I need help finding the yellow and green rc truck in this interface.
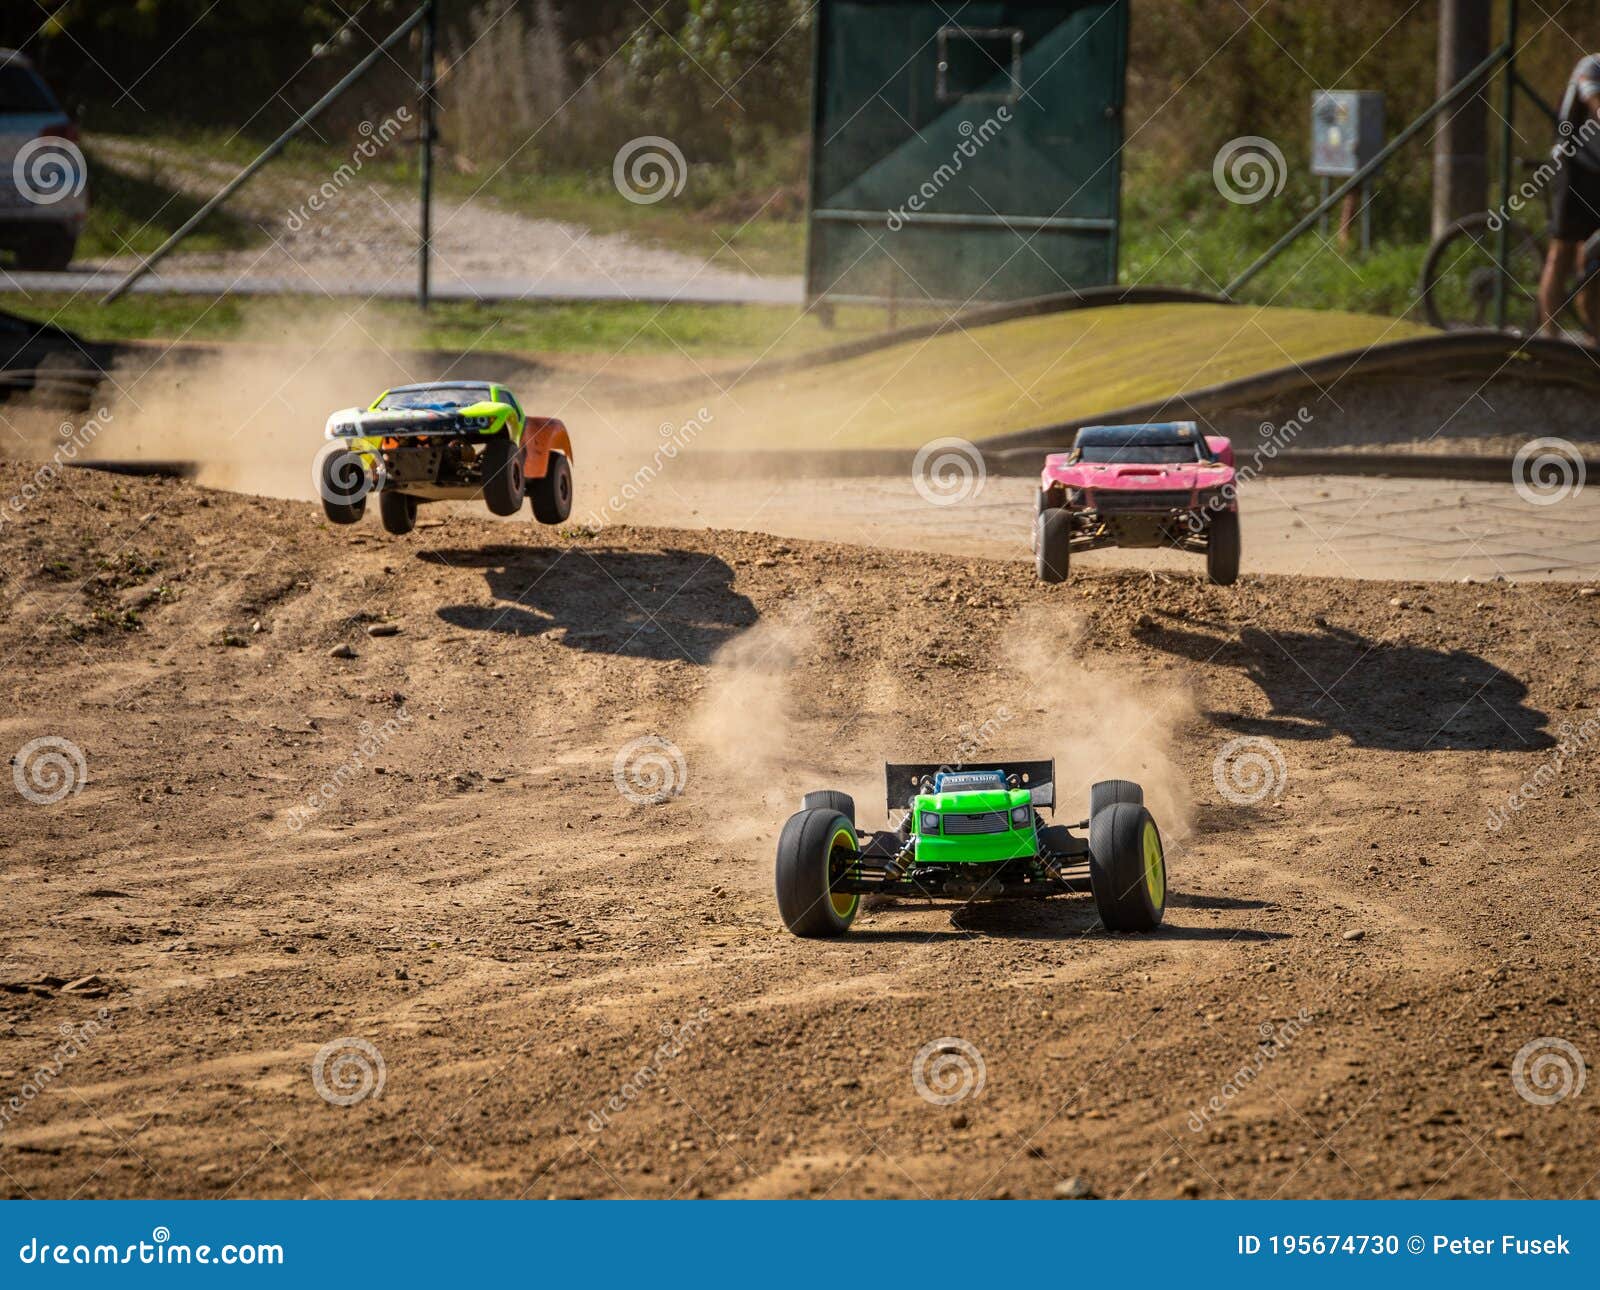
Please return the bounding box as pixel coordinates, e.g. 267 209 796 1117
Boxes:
776 763 1168 937
315 380 573 535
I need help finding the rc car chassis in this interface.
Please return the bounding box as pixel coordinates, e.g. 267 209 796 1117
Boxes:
1034 421 1240 586
317 380 573 535
776 761 1168 938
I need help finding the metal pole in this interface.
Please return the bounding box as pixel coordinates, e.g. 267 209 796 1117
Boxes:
1432 0 1492 240
1226 37 1512 298
1494 0 1517 329
418 0 437 310
101 3 432 304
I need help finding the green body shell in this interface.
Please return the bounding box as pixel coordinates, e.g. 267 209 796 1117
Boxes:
910 786 1039 864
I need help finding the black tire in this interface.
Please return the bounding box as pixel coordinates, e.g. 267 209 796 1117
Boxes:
529 452 573 525
482 435 526 516
775 808 859 938
801 789 855 825
318 448 367 526
379 490 418 535
1089 779 1143 816
18 228 75 272
1036 508 1072 583
1088 803 1166 932
1035 488 1055 516
1207 508 1241 586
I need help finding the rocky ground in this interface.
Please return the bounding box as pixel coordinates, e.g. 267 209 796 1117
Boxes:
1 462 1597 1199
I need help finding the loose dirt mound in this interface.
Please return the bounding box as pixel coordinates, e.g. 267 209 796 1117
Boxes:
1 464 1597 1198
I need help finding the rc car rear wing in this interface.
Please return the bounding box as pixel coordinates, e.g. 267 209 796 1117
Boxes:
884 761 1055 811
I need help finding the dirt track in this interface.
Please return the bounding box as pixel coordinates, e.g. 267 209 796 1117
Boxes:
2 462 1598 1199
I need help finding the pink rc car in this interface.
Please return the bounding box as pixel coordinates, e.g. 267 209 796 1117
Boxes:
1034 422 1240 586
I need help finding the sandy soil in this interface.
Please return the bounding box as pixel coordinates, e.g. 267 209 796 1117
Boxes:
2 462 1598 1200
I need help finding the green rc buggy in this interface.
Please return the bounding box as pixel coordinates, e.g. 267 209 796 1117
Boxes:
775 762 1167 937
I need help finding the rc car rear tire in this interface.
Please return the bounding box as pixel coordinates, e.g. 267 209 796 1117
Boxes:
1036 508 1072 583
1206 509 1241 586
529 452 573 524
802 790 855 825
1089 779 1143 816
1088 802 1167 932
775 808 859 938
379 491 418 535
482 436 526 517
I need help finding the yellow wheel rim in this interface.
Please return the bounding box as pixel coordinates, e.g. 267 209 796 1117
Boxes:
1141 820 1165 909
828 826 859 920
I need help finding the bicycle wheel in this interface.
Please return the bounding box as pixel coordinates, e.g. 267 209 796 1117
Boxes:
1420 212 1544 334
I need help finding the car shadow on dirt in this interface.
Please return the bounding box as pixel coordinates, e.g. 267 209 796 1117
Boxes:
852 897 1285 942
425 544 757 663
1138 615 1553 751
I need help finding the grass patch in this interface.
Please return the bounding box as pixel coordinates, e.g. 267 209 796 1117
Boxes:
0 290 929 360
685 303 1433 450
78 143 264 260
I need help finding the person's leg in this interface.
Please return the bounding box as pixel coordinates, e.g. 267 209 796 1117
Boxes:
1538 239 1580 335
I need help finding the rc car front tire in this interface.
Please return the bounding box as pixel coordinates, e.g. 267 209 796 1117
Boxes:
1089 779 1143 816
529 452 573 524
379 491 418 535
801 790 855 825
318 448 368 526
1207 509 1241 586
775 808 859 938
1088 802 1167 932
1036 508 1072 583
482 436 526 517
